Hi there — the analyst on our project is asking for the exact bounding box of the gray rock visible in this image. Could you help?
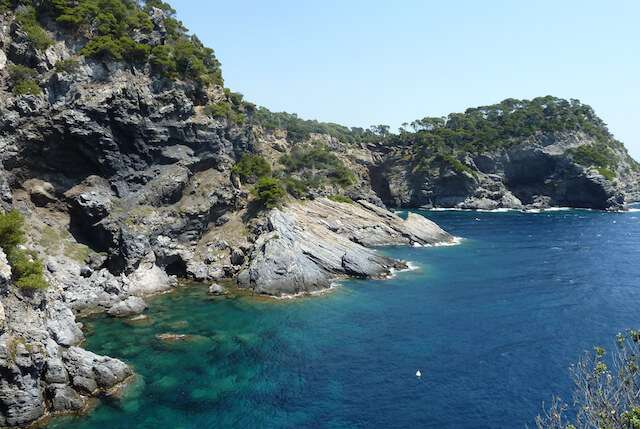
[47,384,85,412]
[230,248,245,266]
[0,248,11,287]
[107,296,147,317]
[238,199,453,296]
[208,283,226,295]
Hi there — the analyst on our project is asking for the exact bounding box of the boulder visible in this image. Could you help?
[208,283,226,295]
[107,297,147,318]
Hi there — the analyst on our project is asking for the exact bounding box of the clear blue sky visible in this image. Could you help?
[173,0,640,159]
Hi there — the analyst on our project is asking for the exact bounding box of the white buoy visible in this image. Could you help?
[416,370,422,378]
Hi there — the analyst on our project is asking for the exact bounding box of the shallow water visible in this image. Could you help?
[49,208,640,428]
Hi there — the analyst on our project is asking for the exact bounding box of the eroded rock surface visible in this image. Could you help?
[238,198,455,295]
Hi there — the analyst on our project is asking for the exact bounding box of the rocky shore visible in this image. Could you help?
[0,1,638,426]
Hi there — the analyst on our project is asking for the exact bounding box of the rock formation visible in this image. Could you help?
[0,1,638,426]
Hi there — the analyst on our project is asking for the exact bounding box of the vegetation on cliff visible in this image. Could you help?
[3,0,223,89]
[0,211,48,290]
[536,330,640,429]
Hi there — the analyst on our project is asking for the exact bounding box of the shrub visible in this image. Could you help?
[569,144,616,169]
[43,0,223,87]
[0,210,25,250]
[327,195,353,204]
[9,248,48,290]
[597,167,616,181]
[252,177,286,209]
[282,178,309,199]
[8,64,41,96]
[12,79,42,96]
[231,154,271,184]
[204,102,245,125]
[15,6,53,51]
[0,210,48,290]
[536,330,640,429]
[54,58,81,73]
[280,145,355,188]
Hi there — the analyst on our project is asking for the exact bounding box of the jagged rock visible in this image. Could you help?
[238,198,454,295]
[107,296,147,317]
[46,301,83,347]
[208,283,225,295]
[47,384,84,412]
[63,346,131,394]
[230,248,245,266]
[23,179,57,207]
[127,253,175,296]
[44,358,68,384]
[0,248,11,287]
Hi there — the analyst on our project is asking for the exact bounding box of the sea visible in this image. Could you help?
[49,205,640,428]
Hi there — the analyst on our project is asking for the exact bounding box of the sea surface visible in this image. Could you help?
[49,206,640,429]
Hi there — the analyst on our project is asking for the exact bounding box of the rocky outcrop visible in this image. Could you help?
[0,2,637,426]
[238,198,455,295]
[372,131,637,210]
[0,287,131,428]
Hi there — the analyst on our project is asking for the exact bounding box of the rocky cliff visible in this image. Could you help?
[0,1,638,427]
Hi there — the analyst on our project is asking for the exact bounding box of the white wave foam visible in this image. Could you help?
[272,283,340,300]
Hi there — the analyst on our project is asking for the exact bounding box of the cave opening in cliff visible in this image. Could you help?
[164,257,188,278]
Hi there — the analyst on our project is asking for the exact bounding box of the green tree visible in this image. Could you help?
[252,177,286,209]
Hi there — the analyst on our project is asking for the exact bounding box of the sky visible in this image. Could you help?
[173,0,640,159]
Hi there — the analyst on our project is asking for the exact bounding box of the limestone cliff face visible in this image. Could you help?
[370,131,640,210]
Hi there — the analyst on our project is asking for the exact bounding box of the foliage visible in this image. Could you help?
[15,6,53,50]
[0,210,25,250]
[34,0,223,87]
[536,330,640,429]
[8,64,41,96]
[54,58,81,73]
[0,210,48,290]
[280,144,355,188]
[204,102,244,125]
[251,177,286,209]
[597,167,615,181]
[327,195,353,204]
[251,107,381,144]
[231,154,272,184]
[281,178,309,199]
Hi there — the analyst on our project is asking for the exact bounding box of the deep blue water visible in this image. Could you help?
[49,208,640,428]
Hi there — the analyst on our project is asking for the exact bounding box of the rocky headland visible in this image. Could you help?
[0,0,638,427]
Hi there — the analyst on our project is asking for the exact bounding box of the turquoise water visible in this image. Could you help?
[49,208,640,428]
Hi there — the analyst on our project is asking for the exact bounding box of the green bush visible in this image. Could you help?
[204,102,245,125]
[54,58,81,73]
[282,178,309,199]
[252,177,286,209]
[597,167,616,181]
[280,145,355,188]
[569,144,615,169]
[43,0,223,87]
[15,6,53,51]
[232,154,271,184]
[8,64,41,96]
[12,80,42,96]
[9,248,48,290]
[80,35,149,62]
[0,210,25,250]
[327,195,353,204]
[0,210,48,290]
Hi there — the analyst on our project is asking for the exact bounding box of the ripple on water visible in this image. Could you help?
[48,209,640,429]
